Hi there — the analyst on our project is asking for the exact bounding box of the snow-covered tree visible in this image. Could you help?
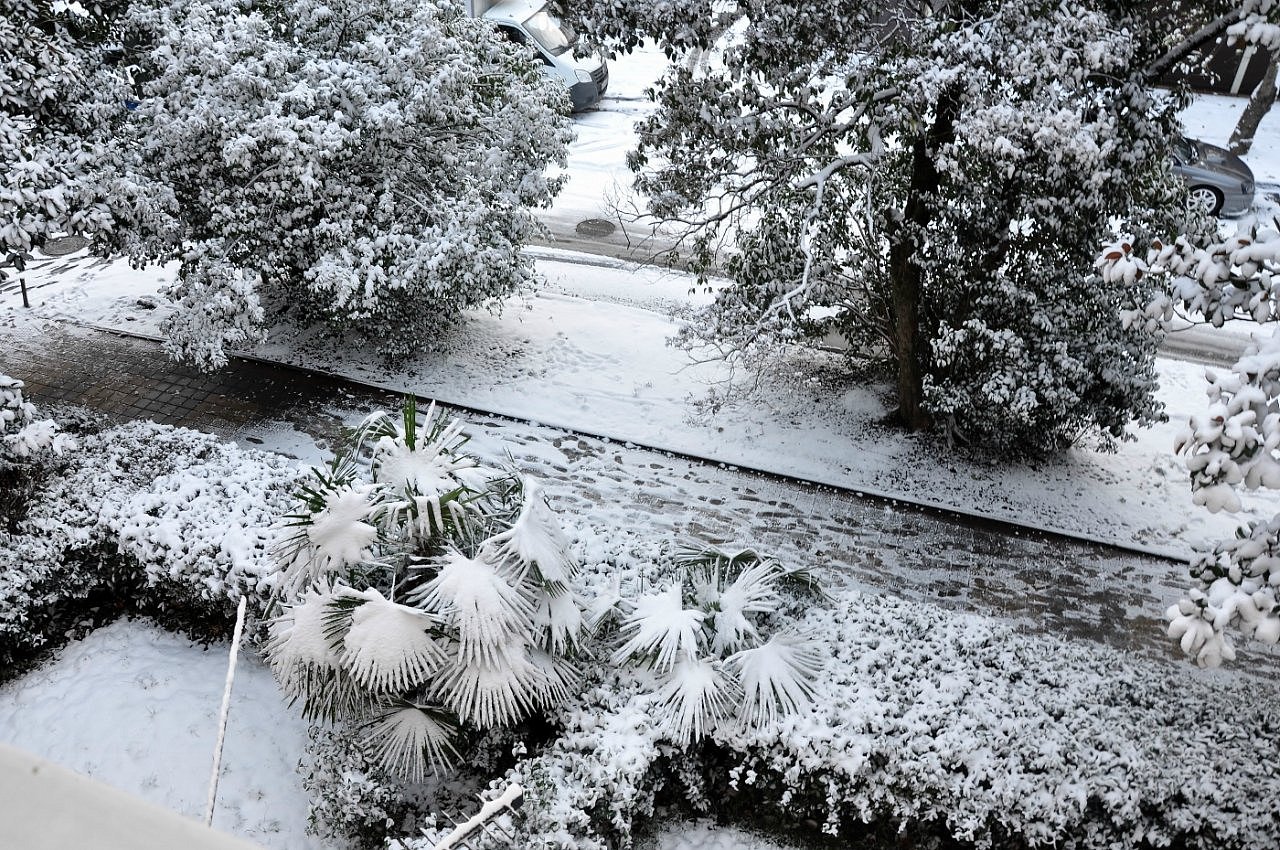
[1,0,128,281]
[564,0,1219,454]
[1098,227,1280,667]
[267,398,586,781]
[113,0,572,369]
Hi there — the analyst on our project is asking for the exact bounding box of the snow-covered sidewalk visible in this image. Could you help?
[5,241,1277,561]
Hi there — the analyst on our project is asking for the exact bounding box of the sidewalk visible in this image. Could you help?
[0,318,1207,664]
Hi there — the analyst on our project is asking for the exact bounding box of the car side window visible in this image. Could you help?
[495,25,553,66]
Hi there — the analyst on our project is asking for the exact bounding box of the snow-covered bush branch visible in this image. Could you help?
[112,0,572,368]
[1098,228,1280,665]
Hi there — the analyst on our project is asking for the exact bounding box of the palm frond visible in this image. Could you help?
[709,560,782,655]
[612,582,704,672]
[479,476,576,591]
[675,544,765,573]
[361,702,460,781]
[267,584,343,692]
[412,551,534,667]
[431,646,540,728]
[584,576,624,633]
[266,585,370,721]
[275,483,382,596]
[341,588,448,692]
[727,633,824,729]
[656,654,740,745]
[533,587,584,655]
[526,647,580,707]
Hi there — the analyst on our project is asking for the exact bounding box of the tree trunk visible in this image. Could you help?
[1230,49,1279,155]
[887,105,956,432]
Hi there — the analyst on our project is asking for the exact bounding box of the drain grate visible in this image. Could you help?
[574,218,617,237]
[41,235,89,257]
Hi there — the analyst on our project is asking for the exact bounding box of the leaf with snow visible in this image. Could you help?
[612,582,705,672]
[412,551,533,667]
[361,703,460,780]
[727,633,824,728]
[656,654,739,745]
[341,588,447,692]
[480,477,576,591]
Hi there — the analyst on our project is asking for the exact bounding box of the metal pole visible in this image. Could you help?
[205,595,248,827]
[20,275,29,309]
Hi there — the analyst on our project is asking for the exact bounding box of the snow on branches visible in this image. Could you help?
[115,0,572,369]
[0,0,127,270]
[0,374,76,461]
[574,0,1185,453]
[1098,226,1280,665]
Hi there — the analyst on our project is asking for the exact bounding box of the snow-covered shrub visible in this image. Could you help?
[302,730,415,850]
[112,0,572,368]
[0,375,77,530]
[1098,227,1280,665]
[267,399,587,782]
[0,419,299,672]
[509,575,1280,850]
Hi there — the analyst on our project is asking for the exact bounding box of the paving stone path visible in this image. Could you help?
[3,318,1245,670]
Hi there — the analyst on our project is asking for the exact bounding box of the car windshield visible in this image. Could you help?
[522,9,575,56]
[1173,137,1197,163]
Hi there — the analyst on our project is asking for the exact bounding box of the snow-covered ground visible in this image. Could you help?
[5,48,1280,850]
[0,621,323,849]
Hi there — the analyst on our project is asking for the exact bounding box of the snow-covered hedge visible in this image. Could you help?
[491,531,1280,850]
[0,419,300,671]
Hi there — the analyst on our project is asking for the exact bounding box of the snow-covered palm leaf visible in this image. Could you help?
[709,560,782,655]
[657,654,740,745]
[266,585,367,721]
[275,483,382,596]
[612,582,705,672]
[585,576,624,633]
[412,551,533,667]
[533,587,584,655]
[675,544,767,572]
[480,477,576,591]
[267,584,343,692]
[383,489,474,543]
[372,400,485,496]
[727,633,824,729]
[361,703,460,781]
[431,645,540,728]
[340,588,447,693]
[526,647,580,707]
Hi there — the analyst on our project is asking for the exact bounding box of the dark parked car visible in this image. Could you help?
[1172,136,1255,217]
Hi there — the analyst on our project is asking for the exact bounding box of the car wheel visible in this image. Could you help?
[1187,185,1224,216]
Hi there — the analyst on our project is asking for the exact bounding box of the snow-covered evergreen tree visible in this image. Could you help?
[113,0,572,369]
[564,0,1206,454]
[1,0,127,279]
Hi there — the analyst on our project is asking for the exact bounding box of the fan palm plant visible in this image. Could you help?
[611,546,825,743]
[265,397,585,781]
